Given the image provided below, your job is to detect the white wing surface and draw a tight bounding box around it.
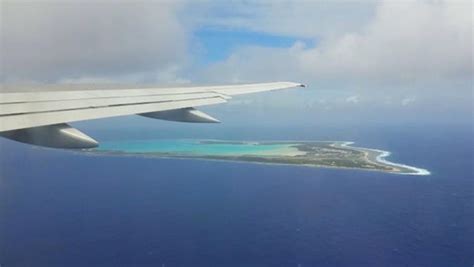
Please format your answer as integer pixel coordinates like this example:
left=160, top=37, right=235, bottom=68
left=0, top=82, right=304, bottom=148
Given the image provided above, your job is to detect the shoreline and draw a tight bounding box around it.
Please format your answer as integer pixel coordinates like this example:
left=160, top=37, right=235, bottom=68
left=337, top=141, right=430, bottom=176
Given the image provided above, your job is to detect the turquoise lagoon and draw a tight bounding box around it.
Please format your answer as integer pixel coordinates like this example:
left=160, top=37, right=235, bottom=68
left=96, top=139, right=301, bottom=156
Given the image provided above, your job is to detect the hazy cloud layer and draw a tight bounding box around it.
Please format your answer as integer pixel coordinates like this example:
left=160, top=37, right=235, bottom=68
left=188, top=0, right=377, bottom=39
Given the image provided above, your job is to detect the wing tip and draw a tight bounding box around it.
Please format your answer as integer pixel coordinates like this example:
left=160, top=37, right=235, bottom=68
left=283, top=81, right=306, bottom=88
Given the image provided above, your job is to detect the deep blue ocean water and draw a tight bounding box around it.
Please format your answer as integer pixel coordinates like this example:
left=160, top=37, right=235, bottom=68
left=0, top=124, right=473, bottom=267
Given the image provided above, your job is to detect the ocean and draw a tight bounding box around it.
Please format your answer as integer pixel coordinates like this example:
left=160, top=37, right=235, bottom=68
left=0, top=124, right=472, bottom=267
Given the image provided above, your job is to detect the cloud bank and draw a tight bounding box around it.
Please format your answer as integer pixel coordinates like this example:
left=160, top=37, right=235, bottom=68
left=1, top=1, right=187, bottom=82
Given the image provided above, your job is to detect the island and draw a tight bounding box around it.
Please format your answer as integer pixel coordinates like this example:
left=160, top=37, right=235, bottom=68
left=89, top=139, right=430, bottom=175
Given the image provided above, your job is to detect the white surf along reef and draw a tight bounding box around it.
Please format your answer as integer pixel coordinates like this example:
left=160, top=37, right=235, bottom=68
left=338, top=142, right=430, bottom=176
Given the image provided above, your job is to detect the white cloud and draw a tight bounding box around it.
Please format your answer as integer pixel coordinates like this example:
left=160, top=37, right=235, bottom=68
left=1, top=0, right=188, bottom=82
left=300, top=0, right=472, bottom=82
left=199, top=0, right=472, bottom=86
left=345, top=95, right=360, bottom=104
left=197, top=42, right=307, bottom=83
left=401, top=96, right=416, bottom=106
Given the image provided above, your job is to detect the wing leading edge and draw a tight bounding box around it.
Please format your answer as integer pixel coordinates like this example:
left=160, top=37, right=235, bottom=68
left=0, top=81, right=304, bottom=148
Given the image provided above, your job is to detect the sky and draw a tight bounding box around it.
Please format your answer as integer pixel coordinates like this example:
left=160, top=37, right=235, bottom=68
left=1, top=0, right=473, bottom=128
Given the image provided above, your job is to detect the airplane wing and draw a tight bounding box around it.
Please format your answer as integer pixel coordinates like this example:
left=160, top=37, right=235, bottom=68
left=0, top=81, right=304, bottom=148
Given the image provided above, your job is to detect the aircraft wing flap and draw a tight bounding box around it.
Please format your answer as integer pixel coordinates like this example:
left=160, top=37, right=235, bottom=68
left=0, top=96, right=227, bottom=132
